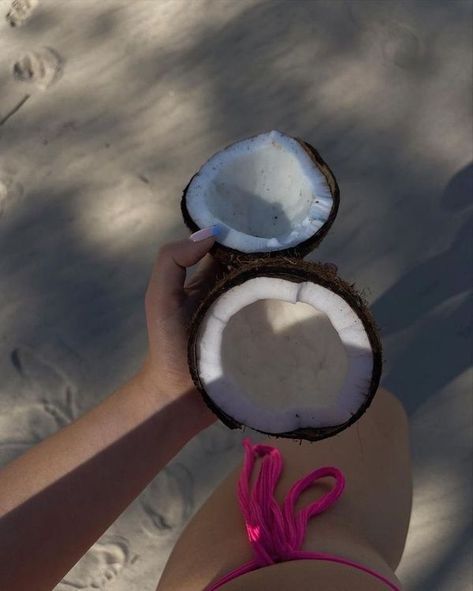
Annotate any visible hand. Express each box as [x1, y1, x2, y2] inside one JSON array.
[[137, 228, 223, 428]]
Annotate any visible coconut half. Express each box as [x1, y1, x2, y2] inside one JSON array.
[[181, 130, 339, 264], [188, 260, 382, 442]]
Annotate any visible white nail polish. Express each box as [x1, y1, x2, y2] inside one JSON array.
[[190, 225, 221, 242]]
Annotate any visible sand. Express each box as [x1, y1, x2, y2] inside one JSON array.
[[0, 0, 471, 590]]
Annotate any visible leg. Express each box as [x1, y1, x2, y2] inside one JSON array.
[[156, 388, 412, 590]]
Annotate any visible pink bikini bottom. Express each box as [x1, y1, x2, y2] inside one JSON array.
[[204, 437, 401, 591]]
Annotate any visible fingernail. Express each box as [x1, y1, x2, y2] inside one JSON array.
[[189, 225, 221, 242]]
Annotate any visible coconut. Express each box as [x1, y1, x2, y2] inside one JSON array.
[[188, 259, 382, 442], [181, 130, 339, 265]]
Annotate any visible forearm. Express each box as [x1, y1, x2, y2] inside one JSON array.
[[0, 372, 205, 591]]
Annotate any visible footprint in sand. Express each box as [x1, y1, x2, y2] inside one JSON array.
[[13, 47, 63, 90], [141, 463, 194, 535], [0, 403, 62, 466], [11, 344, 79, 423], [5, 0, 38, 27], [0, 181, 7, 218], [200, 422, 241, 455], [348, 4, 422, 71], [59, 535, 130, 590], [0, 176, 23, 218], [381, 22, 421, 69], [0, 343, 81, 466]]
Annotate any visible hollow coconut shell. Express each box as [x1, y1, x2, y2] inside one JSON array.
[[181, 131, 340, 266], [188, 258, 383, 442]]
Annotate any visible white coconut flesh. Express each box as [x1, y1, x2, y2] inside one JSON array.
[[185, 130, 333, 253], [197, 277, 374, 434]]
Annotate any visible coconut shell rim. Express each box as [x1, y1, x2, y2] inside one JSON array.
[[188, 258, 383, 442], [180, 131, 340, 265]]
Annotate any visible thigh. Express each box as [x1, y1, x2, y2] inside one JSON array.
[[272, 387, 413, 569], [156, 388, 412, 591]]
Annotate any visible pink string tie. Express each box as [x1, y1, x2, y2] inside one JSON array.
[[205, 437, 401, 591]]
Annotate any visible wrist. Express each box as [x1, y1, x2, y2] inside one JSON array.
[[132, 366, 216, 435]]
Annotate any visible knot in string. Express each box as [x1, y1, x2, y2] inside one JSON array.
[[204, 437, 401, 591], [237, 437, 345, 567]]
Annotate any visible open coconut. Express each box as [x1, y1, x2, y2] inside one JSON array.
[[189, 259, 382, 442], [181, 130, 339, 265]]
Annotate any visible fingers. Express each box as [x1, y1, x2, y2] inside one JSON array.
[[185, 254, 226, 311], [145, 235, 216, 317]]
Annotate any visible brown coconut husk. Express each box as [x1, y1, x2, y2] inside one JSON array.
[[188, 258, 383, 443], [181, 134, 340, 267]]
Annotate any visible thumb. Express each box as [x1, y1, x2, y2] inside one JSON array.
[[145, 226, 220, 316]]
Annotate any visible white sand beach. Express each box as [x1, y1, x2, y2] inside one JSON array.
[[0, 1, 471, 590]]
